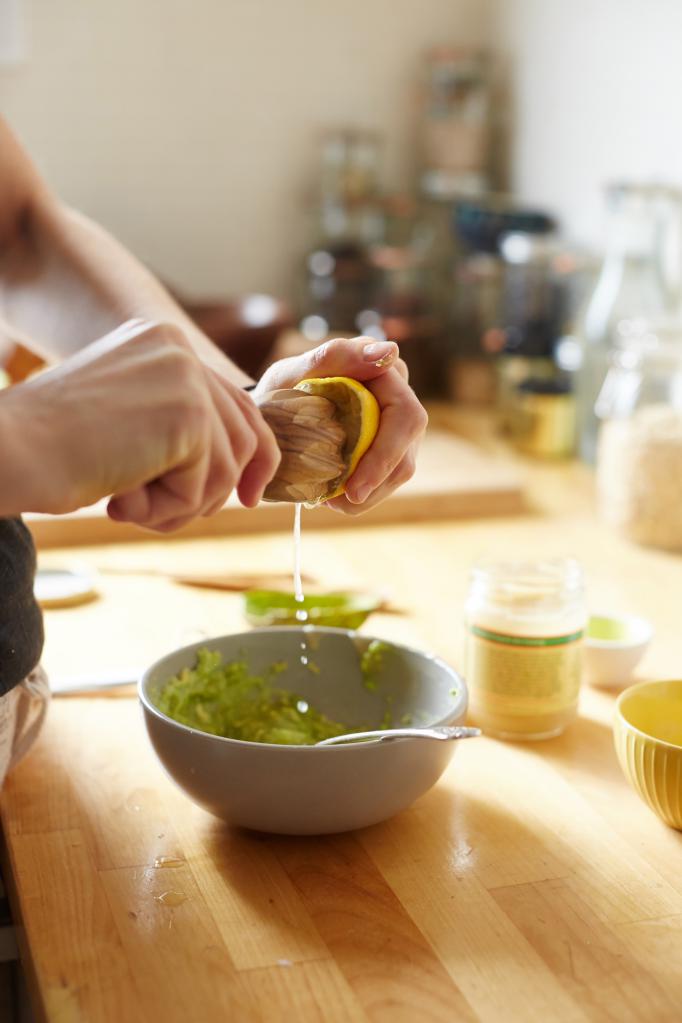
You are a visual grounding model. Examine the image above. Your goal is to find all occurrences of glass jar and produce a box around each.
[420,48,491,200]
[465,559,586,740]
[494,229,576,439]
[362,197,450,397]
[298,129,385,343]
[574,184,681,464]
[317,129,382,205]
[596,324,682,550]
[509,377,576,458]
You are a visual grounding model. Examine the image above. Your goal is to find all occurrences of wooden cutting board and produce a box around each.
[26,420,524,549]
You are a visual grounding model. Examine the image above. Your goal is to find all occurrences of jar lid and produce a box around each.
[469,559,585,620]
[517,377,572,397]
[453,199,555,253]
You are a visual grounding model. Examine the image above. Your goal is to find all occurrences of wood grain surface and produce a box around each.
[3,425,682,1022]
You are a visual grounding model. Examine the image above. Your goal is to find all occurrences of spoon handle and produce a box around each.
[317,726,481,747]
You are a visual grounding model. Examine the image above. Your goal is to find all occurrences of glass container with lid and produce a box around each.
[596,321,682,549]
[465,558,585,740]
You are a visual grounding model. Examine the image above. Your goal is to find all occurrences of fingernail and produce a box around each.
[363,341,395,365]
[350,483,371,504]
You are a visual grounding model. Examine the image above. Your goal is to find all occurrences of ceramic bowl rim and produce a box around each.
[138,625,468,752]
[586,612,653,651]
[615,678,682,752]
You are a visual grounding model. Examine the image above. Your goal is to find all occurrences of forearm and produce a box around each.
[0,120,251,385]
[2,200,252,385]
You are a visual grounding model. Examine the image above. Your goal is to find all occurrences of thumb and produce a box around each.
[268,337,399,389]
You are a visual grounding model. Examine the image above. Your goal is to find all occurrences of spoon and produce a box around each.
[316,725,481,747]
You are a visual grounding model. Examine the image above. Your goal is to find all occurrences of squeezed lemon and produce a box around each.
[294,376,379,500]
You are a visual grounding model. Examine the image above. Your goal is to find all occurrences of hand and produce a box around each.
[254,337,427,513]
[0,319,280,530]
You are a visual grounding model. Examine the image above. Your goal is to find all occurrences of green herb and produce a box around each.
[360,639,393,692]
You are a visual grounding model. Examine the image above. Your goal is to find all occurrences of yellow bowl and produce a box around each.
[614,680,682,830]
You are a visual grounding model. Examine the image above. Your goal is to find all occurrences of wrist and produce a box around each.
[185,327,254,388]
[0,384,65,516]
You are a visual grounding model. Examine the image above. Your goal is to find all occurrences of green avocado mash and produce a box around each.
[154,648,347,746]
[360,639,393,692]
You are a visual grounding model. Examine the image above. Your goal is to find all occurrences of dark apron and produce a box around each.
[0,519,44,696]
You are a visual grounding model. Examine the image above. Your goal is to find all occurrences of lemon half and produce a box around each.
[294,376,380,500]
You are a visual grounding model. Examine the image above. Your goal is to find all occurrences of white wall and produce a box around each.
[0,0,492,297]
[493,0,682,249]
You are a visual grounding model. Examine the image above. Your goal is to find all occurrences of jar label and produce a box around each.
[466,626,583,716]
[469,625,584,647]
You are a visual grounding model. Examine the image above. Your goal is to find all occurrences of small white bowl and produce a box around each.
[584,613,653,690]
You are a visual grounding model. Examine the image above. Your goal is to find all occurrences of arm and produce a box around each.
[0,118,426,523]
[0,117,250,384]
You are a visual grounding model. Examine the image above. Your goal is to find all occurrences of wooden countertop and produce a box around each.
[2,417,682,1022]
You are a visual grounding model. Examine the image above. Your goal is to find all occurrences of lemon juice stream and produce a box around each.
[293,503,311,671]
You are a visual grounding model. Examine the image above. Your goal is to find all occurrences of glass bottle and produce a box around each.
[574,184,679,463]
[465,558,586,740]
[596,321,682,550]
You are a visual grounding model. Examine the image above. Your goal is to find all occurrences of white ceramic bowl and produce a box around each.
[139,627,468,835]
[584,613,653,690]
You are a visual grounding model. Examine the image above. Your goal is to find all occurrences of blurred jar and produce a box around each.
[510,378,576,458]
[465,559,586,740]
[298,129,385,343]
[300,195,451,397]
[574,183,682,464]
[298,201,385,343]
[317,129,382,204]
[420,48,491,201]
[361,197,451,397]
[449,199,555,405]
[299,233,375,344]
[596,323,682,550]
[494,230,577,451]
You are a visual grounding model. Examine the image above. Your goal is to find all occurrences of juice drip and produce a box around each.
[153,856,184,869]
[293,504,310,668]
[293,503,305,609]
[154,890,187,907]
